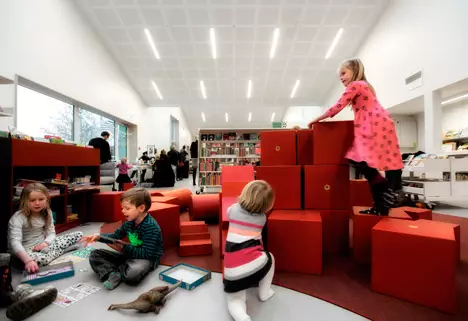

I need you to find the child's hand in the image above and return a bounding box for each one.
[33,242,48,252]
[25,260,39,274]
[79,234,100,245]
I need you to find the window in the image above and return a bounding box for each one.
[77,109,115,158]
[117,124,127,160]
[17,86,74,140]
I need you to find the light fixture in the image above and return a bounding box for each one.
[441,93,468,105]
[270,28,280,59]
[248,112,252,122]
[247,80,252,99]
[144,28,160,60]
[201,112,206,122]
[151,81,163,100]
[225,112,229,122]
[290,80,301,98]
[271,112,276,122]
[200,80,207,99]
[325,28,343,59]
[210,28,217,59]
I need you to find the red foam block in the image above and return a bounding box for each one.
[255,166,301,209]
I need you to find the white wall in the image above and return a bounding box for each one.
[0,0,146,159]
[282,106,323,128]
[416,112,425,151]
[139,107,192,157]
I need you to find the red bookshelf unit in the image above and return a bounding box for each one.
[0,137,101,251]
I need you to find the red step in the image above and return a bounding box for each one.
[180,232,211,241]
[180,221,208,234]
[178,239,213,257]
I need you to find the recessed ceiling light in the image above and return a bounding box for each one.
[325,28,344,59]
[144,28,160,60]
[270,28,280,59]
[210,28,217,60]
[201,112,206,122]
[225,112,229,122]
[271,112,276,122]
[441,93,468,105]
[247,80,252,99]
[248,112,252,122]
[151,81,163,100]
[290,80,301,98]
[200,80,207,99]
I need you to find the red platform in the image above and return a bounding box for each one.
[150,189,192,211]
[320,210,350,255]
[151,196,179,206]
[350,179,373,207]
[352,206,411,264]
[313,121,354,165]
[296,129,314,165]
[179,222,212,257]
[148,202,180,249]
[255,166,301,209]
[180,221,208,234]
[90,192,124,222]
[304,165,350,210]
[260,130,297,166]
[372,219,457,313]
[268,210,322,275]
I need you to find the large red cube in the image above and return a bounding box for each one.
[304,165,350,210]
[313,121,354,165]
[372,219,457,313]
[297,129,313,165]
[260,130,297,166]
[350,179,373,207]
[90,192,124,222]
[268,210,322,275]
[352,206,411,264]
[255,166,301,209]
[148,202,180,249]
[320,210,350,255]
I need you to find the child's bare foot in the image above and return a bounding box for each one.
[259,288,275,302]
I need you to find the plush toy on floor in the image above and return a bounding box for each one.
[107,280,181,313]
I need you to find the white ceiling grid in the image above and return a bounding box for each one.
[74,0,387,132]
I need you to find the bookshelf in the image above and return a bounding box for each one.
[197,128,262,193]
[0,137,101,251]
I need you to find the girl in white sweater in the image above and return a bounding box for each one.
[8,183,83,273]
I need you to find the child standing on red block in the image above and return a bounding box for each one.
[308,58,403,216]
[223,180,275,321]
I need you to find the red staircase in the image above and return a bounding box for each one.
[178,221,213,257]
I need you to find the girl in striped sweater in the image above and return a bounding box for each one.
[223,180,275,321]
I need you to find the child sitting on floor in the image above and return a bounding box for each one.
[116,157,133,191]
[8,183,83,274]
[80,188,163,290]
[223,180,276,321]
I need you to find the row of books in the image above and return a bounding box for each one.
[201,133,259,141]
[199,173,222,186]
[199,160,221,172]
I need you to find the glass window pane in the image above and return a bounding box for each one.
[17,86,73,140]
[77,109,115,158]
[117,124,127,160]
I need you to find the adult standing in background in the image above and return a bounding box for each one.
[190,137,198,186]
[88,131,112,164]
[167,145,179,182]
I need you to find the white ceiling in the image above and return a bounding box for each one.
[74,0,387,133]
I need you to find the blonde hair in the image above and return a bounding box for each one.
[238,180,274,214]
[121,157,127,163]
[341,58,376,95]
[20,183,52,228]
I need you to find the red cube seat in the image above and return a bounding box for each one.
[352,206,411,264]
[372,219,457,313]
[255,166,301,209]
[320,210,350,255]
[296,129,314,165]
[148,202,180,249]
[90,192,124,222]
[313,121,354,165]
[350,179,373,207]
[260,130,297,166]
[268,210,322,275]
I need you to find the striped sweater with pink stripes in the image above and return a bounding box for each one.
[223,203,272,293]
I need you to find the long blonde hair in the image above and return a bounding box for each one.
[20,183,52,228]
[238,180,275,214]
[341,58,376,96]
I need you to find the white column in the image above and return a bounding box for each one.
[424,91,442,154]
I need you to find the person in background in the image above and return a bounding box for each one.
[152,150,175,187]
[88,131,112,164]
[116,157,133,191]
[190,137,199,186]
[167,145,179,182]
[308,58,403,216]
[131,151,152,183]
[178,146,189,180]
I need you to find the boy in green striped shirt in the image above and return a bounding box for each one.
[81,188,163,290]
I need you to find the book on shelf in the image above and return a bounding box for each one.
[200,172,221,186]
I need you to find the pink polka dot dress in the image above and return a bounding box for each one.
[324,81,404,171]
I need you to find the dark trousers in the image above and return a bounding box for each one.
[89,249,156,285]
[386,169,402,191]
[350,161,389,213]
